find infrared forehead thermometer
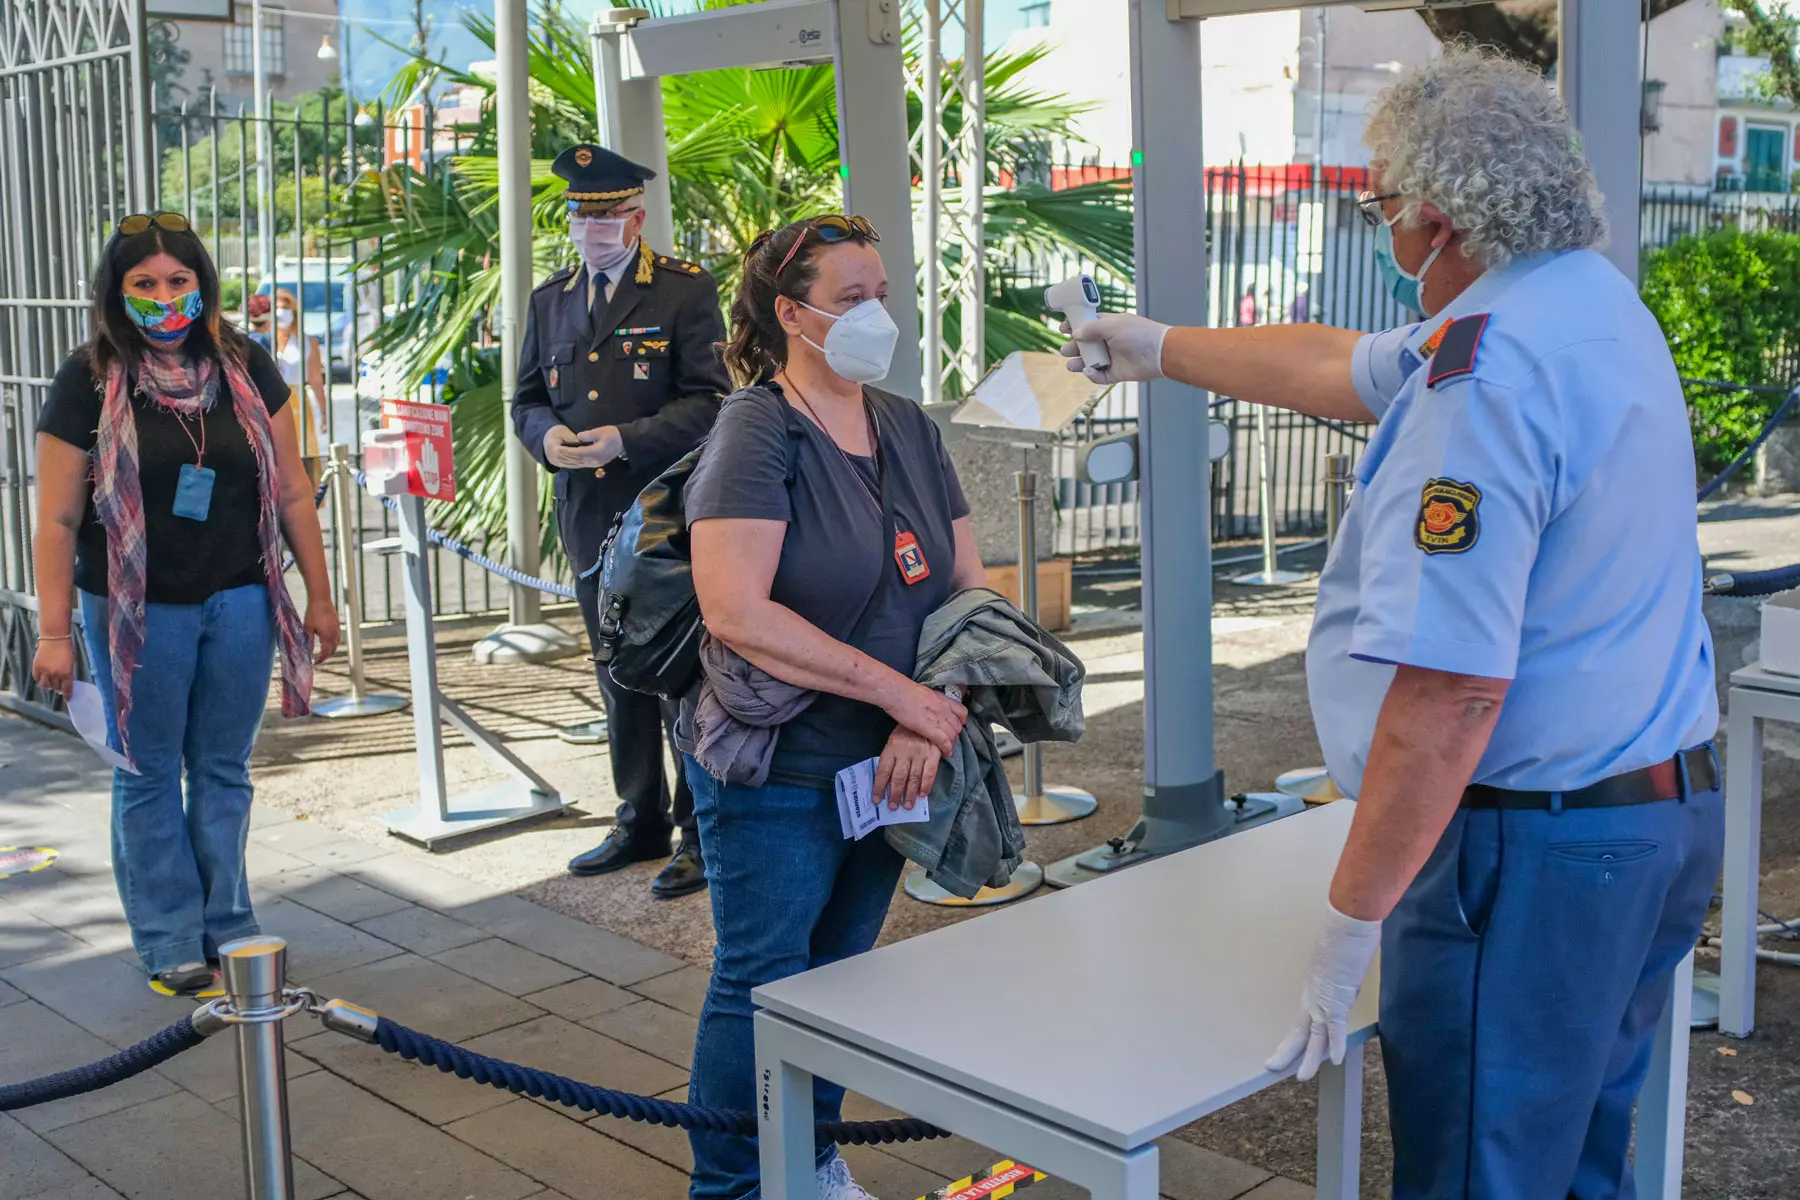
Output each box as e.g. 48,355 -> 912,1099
1045,275 -> 1109,372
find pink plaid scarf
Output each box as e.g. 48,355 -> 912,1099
92,348 -> 313,765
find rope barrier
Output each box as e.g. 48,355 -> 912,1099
374,1016 -> 949,1145
0,1014 -> 210,1111
1704,564 -> 1800,598
348,468 -> 579,600
1696,385 -> 1800,503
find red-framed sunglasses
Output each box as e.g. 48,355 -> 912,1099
759,214 -> 881,277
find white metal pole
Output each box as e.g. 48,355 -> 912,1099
921,1 -> 943,404
497,0 -> 542,625
252,0 -> 275,282
1558,0 -> 1642,283
961,0 -> 985,391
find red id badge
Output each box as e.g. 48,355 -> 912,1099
894,530 -> 931,584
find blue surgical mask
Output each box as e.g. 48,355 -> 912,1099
1373,214 -> 1444,315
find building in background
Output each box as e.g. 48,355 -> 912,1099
152,0 -> 341,111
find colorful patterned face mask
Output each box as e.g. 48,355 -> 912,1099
123,289 -> 204,344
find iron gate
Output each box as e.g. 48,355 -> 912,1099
0,0 -> 149,721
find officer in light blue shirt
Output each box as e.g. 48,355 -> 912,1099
1064,47 -> 1722,1200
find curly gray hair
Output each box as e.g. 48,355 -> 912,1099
1365,46 -> 1607,271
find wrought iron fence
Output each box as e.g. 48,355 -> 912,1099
146,94 -> 577,631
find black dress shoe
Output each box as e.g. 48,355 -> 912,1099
567,828 -> 671,877
651,839 -> 708,900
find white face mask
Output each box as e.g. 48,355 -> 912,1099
570,214 -> 637,277
275,307 -> 296,329
798,298 -> 898,384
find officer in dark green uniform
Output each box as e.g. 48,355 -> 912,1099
512,144 -> 728,898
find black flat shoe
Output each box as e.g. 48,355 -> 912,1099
650,839 -> 708,900
567,828 -> 672,877
149,962 -> 216,997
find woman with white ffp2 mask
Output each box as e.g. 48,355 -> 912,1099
676,213 -> 986,1200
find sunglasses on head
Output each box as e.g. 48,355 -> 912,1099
116,212 -> 191,237
766,215 -> 880,277
1354,191 -> 1401,228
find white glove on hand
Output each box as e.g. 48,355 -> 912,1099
1265,902 -> 1382,1082
1058,312 -> 1170,385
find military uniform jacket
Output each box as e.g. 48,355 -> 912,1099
512,245 -> 730,575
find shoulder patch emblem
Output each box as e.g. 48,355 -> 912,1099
1415,478 -> 1481,554
1426,313 -> 1489,389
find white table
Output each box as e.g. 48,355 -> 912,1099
1720,662 -> 1791,1038
753,801 -> 1696,1199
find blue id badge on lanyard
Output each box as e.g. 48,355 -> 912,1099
173,463 -> 215,521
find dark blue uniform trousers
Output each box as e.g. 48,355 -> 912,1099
1381,775 -> 1723,1199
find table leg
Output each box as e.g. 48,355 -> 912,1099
755,1014 -> 817,1200
1721,696 -> 1763,1038
1316,1045 -> 1363,1200
1637,949 -> 1693,1200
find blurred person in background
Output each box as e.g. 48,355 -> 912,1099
31,211 -> 338,997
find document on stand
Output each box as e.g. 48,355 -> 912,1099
835,757 -> 930,840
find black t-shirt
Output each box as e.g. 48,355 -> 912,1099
37,342 -> 291,604
685,383 -> 970,783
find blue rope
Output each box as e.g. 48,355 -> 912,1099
374,1018 -> 948,1145
350,469 -> 578,600
1696,385 -> 1800,502
1,1015 -> 207,1111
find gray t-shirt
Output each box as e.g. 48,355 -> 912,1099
685,382 -> 970,783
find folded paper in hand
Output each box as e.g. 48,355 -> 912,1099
835,757 -> 929,840
69,681 -> 138,774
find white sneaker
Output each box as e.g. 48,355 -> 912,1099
816,1156 -> 880,1200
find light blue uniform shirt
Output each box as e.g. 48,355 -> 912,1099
1306,249 -> 1717,798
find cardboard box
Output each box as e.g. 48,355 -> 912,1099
985,559 -> 1074,632
1762,589 -> 1800,675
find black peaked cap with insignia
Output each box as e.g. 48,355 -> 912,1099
552,143 -> 657,212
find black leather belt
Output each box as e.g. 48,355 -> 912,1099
1462,745 -> 1718,811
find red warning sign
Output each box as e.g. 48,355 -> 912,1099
380,398 -> 456,502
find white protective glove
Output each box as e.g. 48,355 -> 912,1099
1058,312 -> 1171,386
1264,902 -> 1382,1082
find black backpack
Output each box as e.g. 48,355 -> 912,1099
594,385 -> 895,701
592,388 -> 805,700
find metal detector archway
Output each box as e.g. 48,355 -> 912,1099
582,0 -> 1647,888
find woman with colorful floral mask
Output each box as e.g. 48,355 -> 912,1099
30,211 -> 339,997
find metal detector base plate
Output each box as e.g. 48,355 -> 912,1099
1691,969 -> 1721,1030
472,623 -> 585,665
1017,785 -> 1098,826
1044,792 -> 1305,888
1230,569 -> 1311,587
903,862 -> 1044,907
384,784 -> 570,850
311,694 -> 409,720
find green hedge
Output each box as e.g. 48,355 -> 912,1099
1641,229 -> 1800,473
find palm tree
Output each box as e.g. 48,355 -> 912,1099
328,0 -> 1133,551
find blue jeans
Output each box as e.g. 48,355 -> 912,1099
80,585 -> 276,975
1381,769 -> 1725,1199
684,757 -> 905,1200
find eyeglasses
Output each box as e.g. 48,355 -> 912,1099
769,214 -> 881,277
116,212 -> 191,237
1354,191 -> 1401,228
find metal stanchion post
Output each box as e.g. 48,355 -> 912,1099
314,443 -> 407,719
1013,470 -> 1096,826
1324,452 -> 1351,548
1233,406 -> 1309,586
220,936 -> 295,1200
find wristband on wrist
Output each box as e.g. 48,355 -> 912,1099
38,634 -> 71,642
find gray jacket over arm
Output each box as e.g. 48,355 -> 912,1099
886,589 -> 1086,898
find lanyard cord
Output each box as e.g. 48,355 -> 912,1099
780,374 -> 882,519
171,406 -> 206,469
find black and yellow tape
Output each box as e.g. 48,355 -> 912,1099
915,1160 -> 1048,1200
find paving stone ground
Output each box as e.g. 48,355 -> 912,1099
0,713 -> 1302,1200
